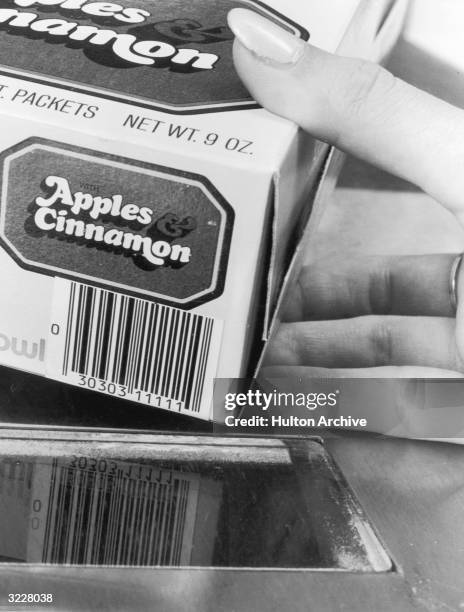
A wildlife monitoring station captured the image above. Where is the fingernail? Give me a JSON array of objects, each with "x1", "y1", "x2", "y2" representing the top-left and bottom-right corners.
[{"x1": 227, "y1": 8, "x2": 305, "y2": 67}]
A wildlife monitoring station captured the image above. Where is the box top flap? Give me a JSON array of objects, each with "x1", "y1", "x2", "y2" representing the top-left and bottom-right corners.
[{"x1": 0, "y1": 0, "x2": 361, "y2": 111}]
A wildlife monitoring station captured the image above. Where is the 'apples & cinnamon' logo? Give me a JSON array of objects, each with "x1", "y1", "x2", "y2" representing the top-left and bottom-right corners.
[
  {"x1": 0, "y1": 138, "x2": 234, "y2": 307},
  {"x1": 32, "y1": 176, "x2": 196, "y2": 269}
]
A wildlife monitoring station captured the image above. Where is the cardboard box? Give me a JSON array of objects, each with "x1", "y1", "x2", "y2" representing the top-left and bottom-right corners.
[{"x1": 0, "y1": 0, "x2": 408, "y2": 421}]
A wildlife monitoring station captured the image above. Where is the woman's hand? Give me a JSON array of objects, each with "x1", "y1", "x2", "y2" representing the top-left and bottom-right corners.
[
  {"x1": 266, "y1": 253, "x2": 464, "y2": 377},
  {"x1": 228, "y1": 8, "x2": 464, "y2": 377}
]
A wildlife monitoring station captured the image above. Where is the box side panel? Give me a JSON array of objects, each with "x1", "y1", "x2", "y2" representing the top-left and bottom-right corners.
[{"x1": 263, "y1": 136, "x2": 330, "y2": 341}]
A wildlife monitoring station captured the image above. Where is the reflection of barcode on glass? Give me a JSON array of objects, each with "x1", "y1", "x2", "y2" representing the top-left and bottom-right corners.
[
  {"x1": 62, "y1": 282, "x2": 216, "y2": 413},
  {"x1": 42, "y1": 459, "x2": 199, "y2": 565}
]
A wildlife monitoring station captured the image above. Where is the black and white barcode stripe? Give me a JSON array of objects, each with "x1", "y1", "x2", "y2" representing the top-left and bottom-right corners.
[
  {"x1": 62, "y1": 283, "x2": 215, "y2": 412},
  {"x1": 42, "y1": 460, "x2": 193, "y2": 565}
]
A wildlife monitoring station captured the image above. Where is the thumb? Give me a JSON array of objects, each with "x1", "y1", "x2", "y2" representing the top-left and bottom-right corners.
[{"x1": 228, "y1": 8, "x2": 464, "y2": 224}]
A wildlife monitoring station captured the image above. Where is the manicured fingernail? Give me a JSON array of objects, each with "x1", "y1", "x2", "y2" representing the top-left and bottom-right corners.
[{"x1": 227, "y1": 8, "x2": 305, "y2": 66}]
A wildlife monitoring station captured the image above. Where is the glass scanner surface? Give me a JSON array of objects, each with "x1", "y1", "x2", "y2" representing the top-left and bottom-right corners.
[{"x1": 0, "y1": 431, "x2": 391, "y2": 571}]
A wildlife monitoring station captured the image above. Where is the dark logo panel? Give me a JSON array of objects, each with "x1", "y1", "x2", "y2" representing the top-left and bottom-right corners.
[
  {"x1": 0, "y1": 138, "x2": 234, "y2": 307},
  {"x1": 0, "y1": 0, "x2": 309, "y2": 113}
]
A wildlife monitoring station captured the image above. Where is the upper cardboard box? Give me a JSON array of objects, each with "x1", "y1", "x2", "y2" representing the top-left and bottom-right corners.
[{"x1": 0, "y1": 0, "x2": 409, "y2": 424}]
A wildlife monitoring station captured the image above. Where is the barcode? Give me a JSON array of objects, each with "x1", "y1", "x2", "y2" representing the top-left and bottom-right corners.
[
  {"x1": 40, "y1": 459, "x2": 200, "y2": 565},
  {"x1": 59, "y1": 282, "x2": 219, "y2": 414}
]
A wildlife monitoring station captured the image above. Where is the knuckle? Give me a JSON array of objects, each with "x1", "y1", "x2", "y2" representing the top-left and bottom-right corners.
[
  {"x1": 452, "y1": 336, "x2": 464, "y2": 372},
  {"x1": 369, "y1": 260, "x2": 393, "y2": 314},
  {"x1": 294, "y1": 271, "x2": 308, "y2": 319},
  {"x1": 341, "y1": 60, "x2": 396, "y2": 120},
  {"x1": 267, "y1": 324, "x2": 300, "y2": 366},
  {"x1": 369, "y1": 318, "x2": 393, "y2": 365}
]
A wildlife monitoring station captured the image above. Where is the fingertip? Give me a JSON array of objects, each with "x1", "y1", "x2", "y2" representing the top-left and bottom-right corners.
[
  {"x1": 227, "y1": 7, "x2": 255, "y2": 34},
  {"x1": 227, "y1": 7, "x2": 305, "y2": 66}
]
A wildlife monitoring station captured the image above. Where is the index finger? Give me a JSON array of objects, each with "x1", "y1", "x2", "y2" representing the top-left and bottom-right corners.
[{"x1": 228, "y1": 9, "x2": 464, "y2": 222}]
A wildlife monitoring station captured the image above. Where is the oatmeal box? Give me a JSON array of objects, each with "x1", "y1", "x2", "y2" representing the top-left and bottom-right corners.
[{"x1": 0, "y1": 0, "x2": 407, "y2": 421}]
